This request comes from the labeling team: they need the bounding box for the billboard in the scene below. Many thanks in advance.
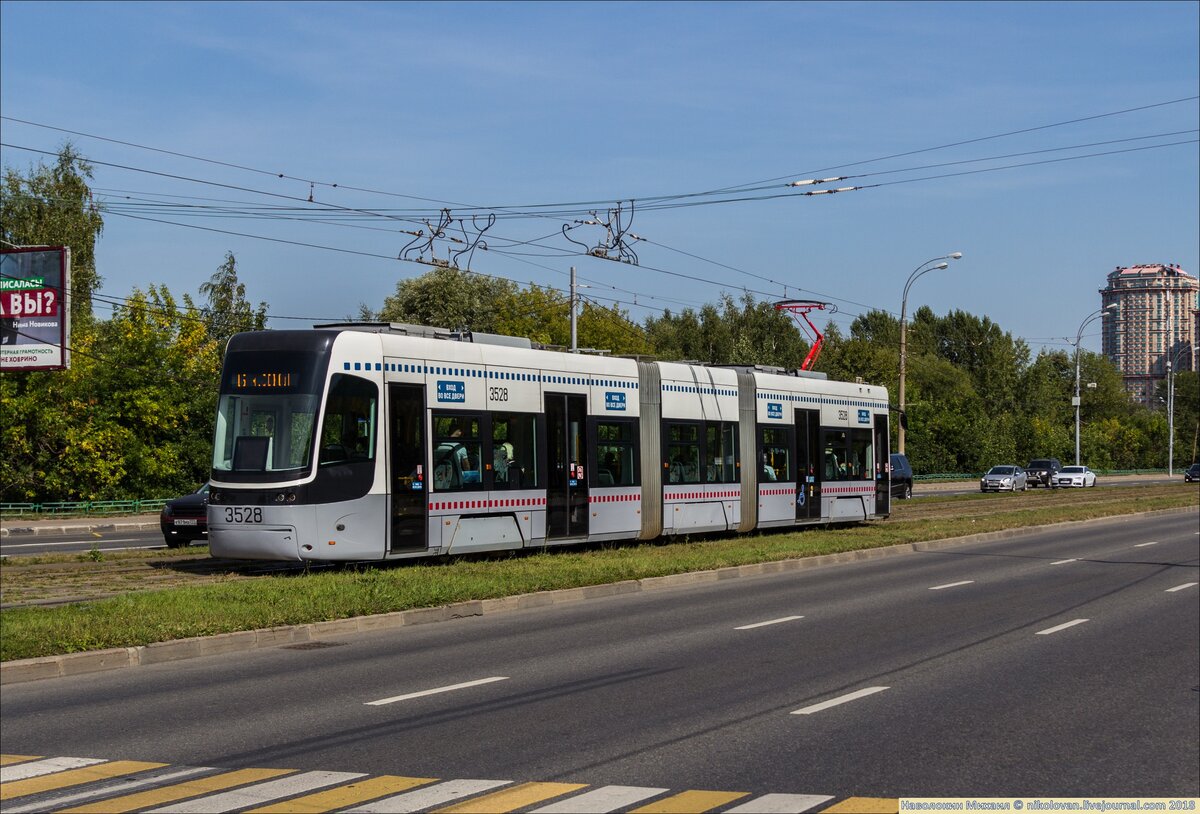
[0,246,71,371]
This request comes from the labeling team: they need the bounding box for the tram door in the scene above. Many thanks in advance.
[388,384,427,552]
[795,408,821,520]
[874,413,890,516]
[545,393,589,539]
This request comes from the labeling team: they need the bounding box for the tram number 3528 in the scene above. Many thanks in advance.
[223,507,263,523]
[489,386,509,402]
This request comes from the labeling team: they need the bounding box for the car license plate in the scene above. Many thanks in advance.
[174,518,198,526]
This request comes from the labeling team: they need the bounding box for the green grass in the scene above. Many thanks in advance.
[1,488,1195,662]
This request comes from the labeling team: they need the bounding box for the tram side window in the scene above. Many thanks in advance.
[705,422,738,483]
[596,420,637,486]
[850,429,873,481]
[760,426,792,482]
[318,375,378,466]
[823,429,851,481]
[492,413,540,489]
[433,413,483,491]
[665,422,702,484]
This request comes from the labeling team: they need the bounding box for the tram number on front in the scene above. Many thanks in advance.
[489,386,509,402]
[224,507,263,524]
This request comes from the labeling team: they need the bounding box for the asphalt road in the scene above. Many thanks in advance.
[2,512,1196,809]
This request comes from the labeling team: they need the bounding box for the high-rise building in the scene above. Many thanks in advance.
[1100,263,1199,406]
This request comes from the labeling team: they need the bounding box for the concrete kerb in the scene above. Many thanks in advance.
[1,507,1190,685]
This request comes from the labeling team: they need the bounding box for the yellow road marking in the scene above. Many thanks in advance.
[0,761,165,801]
[58,768,295,813]
[248,775,438,813]
[435,782,589,813]
[821,798,900,813]
[631,790,751,813]
[0,756,42,767]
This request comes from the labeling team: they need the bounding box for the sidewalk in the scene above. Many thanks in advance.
[1,514,162,537]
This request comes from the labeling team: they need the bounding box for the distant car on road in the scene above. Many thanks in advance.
[1026,458,1063,488]
[1055,466,1097,488]
[159,483,209,547]
[1186,463,1200,483]
[890,453,914,499]
[981,465,1028,492]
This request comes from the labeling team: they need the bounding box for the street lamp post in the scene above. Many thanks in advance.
[1166,343,1192,476]
[1072,304,1118,466]
[898,252,963,454]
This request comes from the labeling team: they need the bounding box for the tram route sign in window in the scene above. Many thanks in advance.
[0,247,71,371]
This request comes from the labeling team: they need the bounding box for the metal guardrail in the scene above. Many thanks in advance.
[915,469,1169,481]
[1,499,169,519]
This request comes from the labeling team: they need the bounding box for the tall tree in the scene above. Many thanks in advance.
[199,251,267,352]
[1,143,105,327]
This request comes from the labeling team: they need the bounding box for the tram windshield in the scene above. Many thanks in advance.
[212,350,326,481]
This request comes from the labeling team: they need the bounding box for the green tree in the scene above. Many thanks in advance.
[199,251,267,352]
[0,286,219,502]
[378,268,517,332]
[1,143,105,327]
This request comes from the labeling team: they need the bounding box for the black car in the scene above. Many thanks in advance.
[159,483,209,547]
[1186,463,1200,483]
[890,453,914,499]
[1025,458,1062,488]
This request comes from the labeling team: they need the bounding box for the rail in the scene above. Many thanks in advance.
[1,499,169,519]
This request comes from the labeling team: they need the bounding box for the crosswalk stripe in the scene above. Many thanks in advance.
[820,798,899,813]
[55,768,293,813]
[246,775,438,813]
[531,785,670,813]
[1,757,107,783]
[1,761,166,801]
[344,779,513,813]
[630,789,751,813]
[725,793,837,813]
[0,756,43,768]
[148,770,365,813]
[435,781,589,813]
[12,766,214,814]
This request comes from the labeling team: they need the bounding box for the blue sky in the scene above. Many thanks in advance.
[2,1,1197,355]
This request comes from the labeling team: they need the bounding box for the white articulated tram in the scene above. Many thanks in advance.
[208,323,893,561]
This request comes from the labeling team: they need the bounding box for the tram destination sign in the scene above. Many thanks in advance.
[0,247,71,371]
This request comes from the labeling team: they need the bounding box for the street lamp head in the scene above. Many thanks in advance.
[934,262,949,270]
[948,252,963,260]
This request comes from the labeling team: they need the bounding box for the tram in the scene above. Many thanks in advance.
[207,323,893,561]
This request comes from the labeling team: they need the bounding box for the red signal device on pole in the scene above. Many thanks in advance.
[774,299,835,371]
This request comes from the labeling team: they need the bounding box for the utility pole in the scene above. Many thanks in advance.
[569,266,577,353]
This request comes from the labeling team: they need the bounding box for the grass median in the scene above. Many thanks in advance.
[1,485,1196,662]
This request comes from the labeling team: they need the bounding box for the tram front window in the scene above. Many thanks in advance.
[212,349,326,480]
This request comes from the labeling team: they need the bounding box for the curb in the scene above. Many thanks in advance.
[1,507,1190,685]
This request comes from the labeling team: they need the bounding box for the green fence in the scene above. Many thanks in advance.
[1,499,169,519]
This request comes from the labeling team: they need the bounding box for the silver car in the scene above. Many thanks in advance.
[980,465,1028,492]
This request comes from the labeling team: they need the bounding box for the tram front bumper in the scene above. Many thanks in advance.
[209,525,301,561]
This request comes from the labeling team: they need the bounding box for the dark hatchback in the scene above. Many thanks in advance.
[159,483,209,547]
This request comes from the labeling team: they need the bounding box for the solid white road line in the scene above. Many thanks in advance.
[0,539,146,549]
[0,756,107,782]
[929,580,974,590]
[1166,582,1199,593]
[1134,541,1159,547]
[1036,619,1089,635]
[735,616,804,630]
[366,676,510,706]
[532,785,670,813]
[791,687,889,715]
[149,770,365,812]
[1050,559,1078,566]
